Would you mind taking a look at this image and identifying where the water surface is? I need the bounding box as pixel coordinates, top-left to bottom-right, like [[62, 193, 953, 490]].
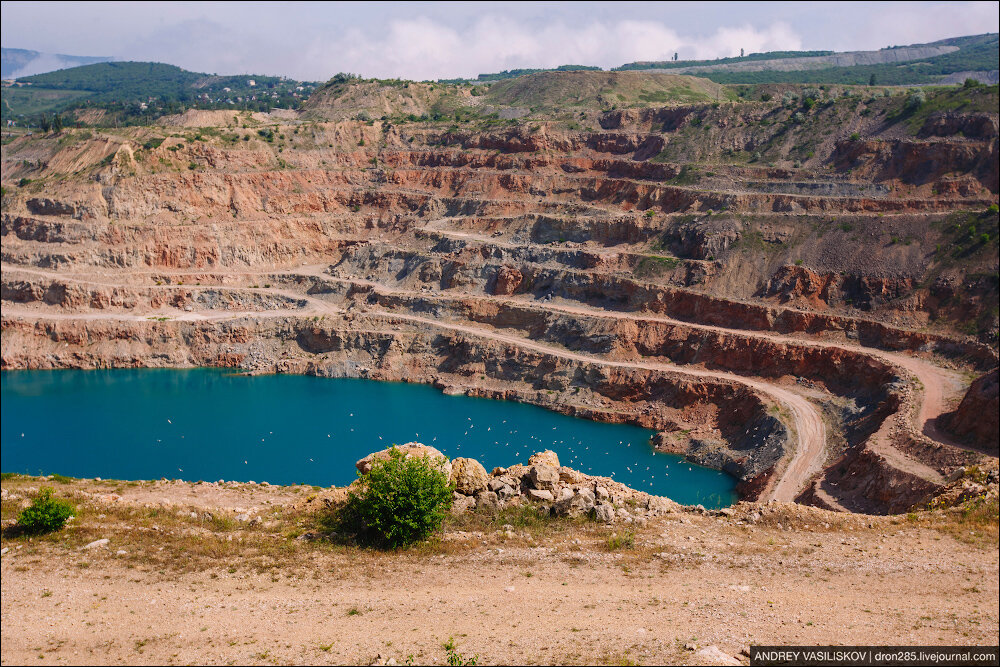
[[1, 369, 737, 507]]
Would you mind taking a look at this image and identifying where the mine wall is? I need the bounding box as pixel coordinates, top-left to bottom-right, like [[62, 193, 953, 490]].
[[0, 313, 787, 498]]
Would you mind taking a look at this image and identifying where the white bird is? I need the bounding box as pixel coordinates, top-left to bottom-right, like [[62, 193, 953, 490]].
[[167, 419, 172, 424], [244, 460, 248, 464]]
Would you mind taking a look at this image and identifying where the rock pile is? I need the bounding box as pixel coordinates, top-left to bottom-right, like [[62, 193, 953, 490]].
[[355, 445, 683, 523]]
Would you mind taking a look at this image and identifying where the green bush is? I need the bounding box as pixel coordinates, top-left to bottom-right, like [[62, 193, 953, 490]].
[[17, 487, 75, 534], [332, 447, 453, 548]]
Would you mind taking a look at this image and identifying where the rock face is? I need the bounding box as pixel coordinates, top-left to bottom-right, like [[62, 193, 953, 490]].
[[491, 266, 523, 296], [355, 443, 452, 477], [553, 487, 596, 517], [449, 457, 489, 495], [528, 450, 560, 468], [2, 88, 997, 519], [944, 370, 999, 454], [432, 451, 680, 521], [528, 464, 560, 491], [351, 447, 657, 520]]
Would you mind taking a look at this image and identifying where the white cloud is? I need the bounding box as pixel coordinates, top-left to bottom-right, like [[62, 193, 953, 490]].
[[834, 2, 999, 51], [3, 2, 995, 81], [300, 17, 805, 80]]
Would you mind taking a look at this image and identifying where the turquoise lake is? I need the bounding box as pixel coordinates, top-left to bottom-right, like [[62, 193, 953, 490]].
[[0, 369, 738, 508]]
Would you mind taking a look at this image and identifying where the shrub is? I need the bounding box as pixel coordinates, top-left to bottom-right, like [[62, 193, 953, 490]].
[[331, 447, 453, 548], [17, 487, 74, 534], [904, 90, 926, 111], [444, 638, 479, 666]]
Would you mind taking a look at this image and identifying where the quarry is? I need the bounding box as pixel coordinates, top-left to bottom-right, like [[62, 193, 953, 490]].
[[2, 69, 998, 664]]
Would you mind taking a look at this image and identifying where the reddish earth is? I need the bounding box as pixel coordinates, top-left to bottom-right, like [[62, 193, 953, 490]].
[[1, 86, 997, 515]]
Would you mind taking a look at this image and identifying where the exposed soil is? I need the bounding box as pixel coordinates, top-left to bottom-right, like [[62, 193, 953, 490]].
[[2, 85, 998, 511], [1, 80, 998, 665], [2, 474, 997, 666]]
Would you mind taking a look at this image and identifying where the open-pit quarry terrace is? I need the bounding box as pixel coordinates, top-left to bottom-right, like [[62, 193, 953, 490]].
[[2, 90, 998, 516]]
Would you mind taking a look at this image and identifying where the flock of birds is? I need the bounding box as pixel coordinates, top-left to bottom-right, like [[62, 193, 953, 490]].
[[151, 410, 717, 494]]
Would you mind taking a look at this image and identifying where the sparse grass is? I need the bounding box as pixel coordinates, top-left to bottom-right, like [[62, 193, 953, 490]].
[[667, 165, 700, 186], [599, 650, 640, 666], [930, 495, 999, 548], [603, 530, 636, 551], [445, 503, 580, 540], [634, 255, 680, 278]]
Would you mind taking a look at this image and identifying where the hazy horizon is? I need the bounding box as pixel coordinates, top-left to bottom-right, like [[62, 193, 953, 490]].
[[1, 1, 998, 81]]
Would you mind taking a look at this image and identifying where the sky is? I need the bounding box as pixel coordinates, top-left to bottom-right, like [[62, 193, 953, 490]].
[[2, 1, 998, 81]]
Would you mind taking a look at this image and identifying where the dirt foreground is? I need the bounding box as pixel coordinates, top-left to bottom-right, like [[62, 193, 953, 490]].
[[2, 476, 997, 666]]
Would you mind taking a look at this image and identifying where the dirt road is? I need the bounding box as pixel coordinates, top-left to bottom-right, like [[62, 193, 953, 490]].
[[4, 259, 976, 501]]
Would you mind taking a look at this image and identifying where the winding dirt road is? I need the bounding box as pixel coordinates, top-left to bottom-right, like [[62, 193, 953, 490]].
[[3, 259, 975, 501]]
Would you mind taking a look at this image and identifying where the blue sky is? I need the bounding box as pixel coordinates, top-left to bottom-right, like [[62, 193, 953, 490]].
[[1, 1, 997, 80]]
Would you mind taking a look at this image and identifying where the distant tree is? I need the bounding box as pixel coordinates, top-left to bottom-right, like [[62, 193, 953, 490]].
[[673, 52, 678, 62], [963, 77, 982, 88], [38, 115, 51, 132], [869, 73, 877, 86], [52, 115, 63, 133], [740, 48, 745, 57], [328, 72, 359, 86], [904, 89, 926, 111]]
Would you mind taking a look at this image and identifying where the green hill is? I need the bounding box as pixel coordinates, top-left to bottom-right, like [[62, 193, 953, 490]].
[[616, 33, 998, 86], [480, 70, 728, 110], [2, 61, 317, 127]]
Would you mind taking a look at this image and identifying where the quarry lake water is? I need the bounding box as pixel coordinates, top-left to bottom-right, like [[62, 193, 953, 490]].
[[1, 368, 738, 508]]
